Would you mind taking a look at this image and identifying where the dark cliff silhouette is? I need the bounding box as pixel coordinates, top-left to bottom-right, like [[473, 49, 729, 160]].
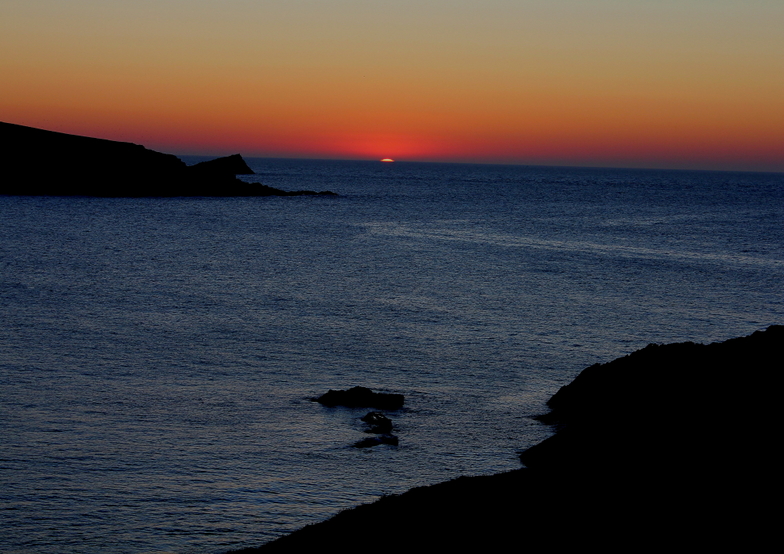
[[230, 326, 780, 553], [520, 326, 780, 473], [0, 121, 335, 197]]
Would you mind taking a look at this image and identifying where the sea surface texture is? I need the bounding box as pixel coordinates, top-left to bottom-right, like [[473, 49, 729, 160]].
[[1, 160, 782, 554]]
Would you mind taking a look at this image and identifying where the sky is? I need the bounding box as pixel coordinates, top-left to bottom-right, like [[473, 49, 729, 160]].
[[1, 0, 783, 171]]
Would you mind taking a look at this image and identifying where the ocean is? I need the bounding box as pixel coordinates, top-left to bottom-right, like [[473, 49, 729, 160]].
[[1, 159, 782, 553]]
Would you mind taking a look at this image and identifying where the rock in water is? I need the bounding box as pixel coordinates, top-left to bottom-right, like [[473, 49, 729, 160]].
[[361, 411, 394, 434], [315, 386, 404, 410]]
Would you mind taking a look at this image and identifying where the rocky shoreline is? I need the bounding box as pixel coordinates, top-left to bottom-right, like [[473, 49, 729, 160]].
[[229, 325, 780, 552], [0, 121, 336, 197]]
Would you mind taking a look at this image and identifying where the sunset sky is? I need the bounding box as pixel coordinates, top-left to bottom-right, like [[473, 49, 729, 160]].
[[2, 1, 782, 171]]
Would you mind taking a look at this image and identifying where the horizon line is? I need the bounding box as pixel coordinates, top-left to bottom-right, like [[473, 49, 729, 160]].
[[175, 153, 784, 176]]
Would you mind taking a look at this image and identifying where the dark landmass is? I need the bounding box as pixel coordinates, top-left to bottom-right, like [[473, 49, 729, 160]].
[[231, 326, 780, 553], [0, 121, 336, 197], [188, 153, 255, 178], [520, 325, 780, 472]]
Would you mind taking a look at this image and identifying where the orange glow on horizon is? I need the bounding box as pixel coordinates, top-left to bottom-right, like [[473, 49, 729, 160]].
[[6, 110, 780, 172], [1, 1, 782, 172], [380, 158, 395, 162]]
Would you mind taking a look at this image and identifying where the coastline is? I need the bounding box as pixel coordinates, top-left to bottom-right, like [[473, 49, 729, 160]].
[[0, 121, 336, 197], [230, 325, 780, 552]]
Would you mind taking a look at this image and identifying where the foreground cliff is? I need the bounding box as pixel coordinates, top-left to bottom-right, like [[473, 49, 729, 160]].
[[231, 326, 780, 552], [521, 325, 780, 473], [0, 121, 334, 197]]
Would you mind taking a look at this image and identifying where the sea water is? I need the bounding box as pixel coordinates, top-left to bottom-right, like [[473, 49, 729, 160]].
[[1, 160, 782, 554]]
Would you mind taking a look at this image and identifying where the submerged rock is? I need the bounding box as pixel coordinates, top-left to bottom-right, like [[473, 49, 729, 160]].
[[353, 434, 399, 448]]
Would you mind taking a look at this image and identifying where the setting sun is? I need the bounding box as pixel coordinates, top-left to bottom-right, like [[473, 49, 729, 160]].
[[380, 158, 395, 162]]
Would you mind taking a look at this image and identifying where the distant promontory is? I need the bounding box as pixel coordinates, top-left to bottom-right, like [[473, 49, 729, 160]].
[[0, 121, 335, 197]]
